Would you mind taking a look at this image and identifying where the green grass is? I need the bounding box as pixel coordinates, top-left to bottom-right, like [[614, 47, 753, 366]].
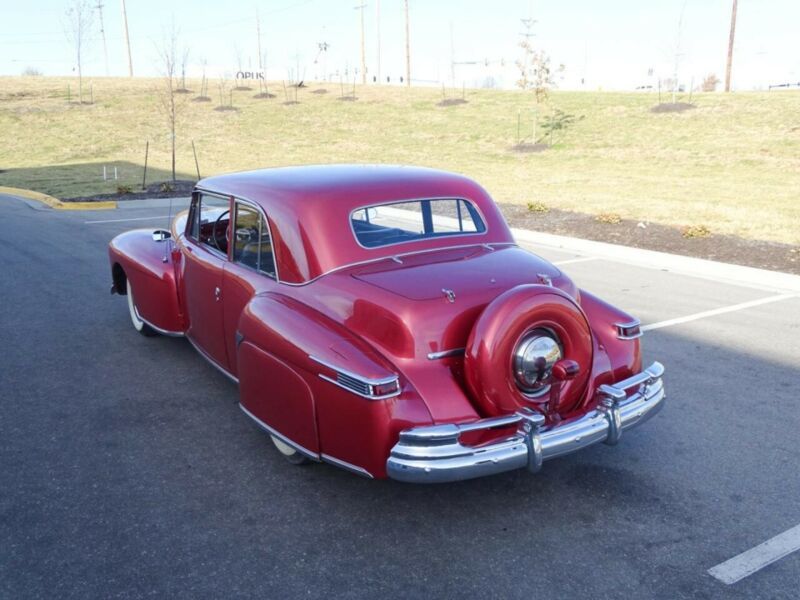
[[1, 76, 799, 244]]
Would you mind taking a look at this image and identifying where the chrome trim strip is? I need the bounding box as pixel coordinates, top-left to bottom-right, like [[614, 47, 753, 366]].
[[318, 374, 401, 400], [133, 306, 185, 338], [186, 335, 239, 384], [309, 355, 398, 385], [386, 361, 665, 483], [239, 403, 320, 461], [426, 347, 466, 360], [320, 453, 374, 479], [348, 196, 490, 251]]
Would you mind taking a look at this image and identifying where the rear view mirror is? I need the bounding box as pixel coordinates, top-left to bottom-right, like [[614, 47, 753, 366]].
[[152, 229, 171, 242]]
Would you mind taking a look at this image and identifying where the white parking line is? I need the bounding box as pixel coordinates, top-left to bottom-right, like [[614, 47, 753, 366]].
[[552, 257, 598, 266], [641, 293, 796, 331], [708, 523, 800, 584], [85, 215, 170, 224]]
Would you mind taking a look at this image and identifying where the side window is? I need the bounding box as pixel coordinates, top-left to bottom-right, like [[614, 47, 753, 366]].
[[190, 193, 230, 254], [231, 201, 277, 279]]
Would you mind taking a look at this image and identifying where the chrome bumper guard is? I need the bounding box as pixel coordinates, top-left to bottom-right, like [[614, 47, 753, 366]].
[[386, 362, 665, 483]]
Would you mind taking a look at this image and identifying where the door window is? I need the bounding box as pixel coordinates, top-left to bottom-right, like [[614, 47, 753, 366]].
[[231, 201, 277, 279], [189, 194, 231, 255]]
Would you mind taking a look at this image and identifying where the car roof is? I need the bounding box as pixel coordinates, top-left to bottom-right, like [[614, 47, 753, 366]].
[[196, 165, 515, 284]]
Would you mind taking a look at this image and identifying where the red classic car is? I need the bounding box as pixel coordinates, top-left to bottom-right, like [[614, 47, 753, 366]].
[[108, 165, 664, 482]]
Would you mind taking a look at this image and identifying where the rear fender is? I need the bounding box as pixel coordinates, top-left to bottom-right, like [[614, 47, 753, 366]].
[[578, 290, 642, 403], [237, 293, 433, 478], [108, 229, 185, 334]]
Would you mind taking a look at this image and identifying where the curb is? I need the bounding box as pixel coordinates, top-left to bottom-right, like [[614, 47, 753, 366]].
[[512, 227, 800, 295], [0, 186, 117, 211]]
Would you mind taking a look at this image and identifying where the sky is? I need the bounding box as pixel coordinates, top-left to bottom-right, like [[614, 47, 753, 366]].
[[2, 0, 798, 90]]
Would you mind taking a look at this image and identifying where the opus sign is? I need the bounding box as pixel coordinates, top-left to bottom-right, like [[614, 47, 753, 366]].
[[236, 71, 265, 80]]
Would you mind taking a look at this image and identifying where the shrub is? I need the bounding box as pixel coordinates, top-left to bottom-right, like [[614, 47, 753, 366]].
[[116, 184, 133, 194], [596, 212, 622, 224], [159, 182, 175, 193], [682, 224, 712, 239], [527, 201, 549, 213]]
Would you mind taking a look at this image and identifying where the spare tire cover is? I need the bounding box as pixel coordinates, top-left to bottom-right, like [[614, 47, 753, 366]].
[[464, 284, 593, 416]]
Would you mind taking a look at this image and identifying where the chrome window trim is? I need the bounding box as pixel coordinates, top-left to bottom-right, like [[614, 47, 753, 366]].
[[188, 190, 233, 259], [320, 453, 374, 479], [349, 196, 489, 251], [239, 403, 321, 461], [194, 186, 281, 283], [194, 186, 514, 287]]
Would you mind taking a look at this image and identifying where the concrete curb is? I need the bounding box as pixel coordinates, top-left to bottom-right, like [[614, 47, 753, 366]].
[[0, 186, 116, 210], [512, 227, 800, 295]]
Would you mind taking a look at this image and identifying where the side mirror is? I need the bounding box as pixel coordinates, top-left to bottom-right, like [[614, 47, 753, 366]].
[[152, 229, 172, 242]]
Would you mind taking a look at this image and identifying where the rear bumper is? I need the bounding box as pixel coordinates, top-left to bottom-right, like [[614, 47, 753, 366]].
[[386, 362, 665, 483]]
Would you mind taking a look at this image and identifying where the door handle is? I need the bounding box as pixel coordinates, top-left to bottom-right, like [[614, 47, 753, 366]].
[[214, 286, 221, 301]]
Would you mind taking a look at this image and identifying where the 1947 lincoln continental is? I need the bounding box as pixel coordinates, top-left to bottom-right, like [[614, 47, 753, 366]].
[[108, 165, 665, 482]]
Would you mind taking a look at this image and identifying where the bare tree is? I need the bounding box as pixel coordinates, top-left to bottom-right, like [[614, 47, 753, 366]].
[[156, 23, 186, 182], [64, 0, 94, 104], [178, 46, 191, 92], [516, 18, 563, 103]]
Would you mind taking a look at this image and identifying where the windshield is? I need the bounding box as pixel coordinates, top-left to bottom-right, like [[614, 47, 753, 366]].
[[351, 198, 487, 249]]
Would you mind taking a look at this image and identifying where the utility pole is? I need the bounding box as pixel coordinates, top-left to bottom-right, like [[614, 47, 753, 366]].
[[724, 0, 738, 92], [95, 1, 109, 75], [375, 0, 381, 84], [404, 0, 410, 87], [256, 8, 263, 71], [355, 3, 367, 85], [121, 0, 133, 77], [449, 21, 455, 86]]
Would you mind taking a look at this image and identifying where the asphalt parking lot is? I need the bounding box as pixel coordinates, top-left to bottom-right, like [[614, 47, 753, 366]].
[[1, 194, 799, 599]]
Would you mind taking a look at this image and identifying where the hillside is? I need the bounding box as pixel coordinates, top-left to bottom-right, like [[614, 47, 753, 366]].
[[1, 76, 798, 244]]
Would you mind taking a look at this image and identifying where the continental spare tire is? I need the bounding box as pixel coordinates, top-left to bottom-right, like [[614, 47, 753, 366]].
[[464, 284, 593, 416]]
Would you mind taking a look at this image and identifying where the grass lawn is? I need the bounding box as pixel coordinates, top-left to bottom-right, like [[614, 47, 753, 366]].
[[0, 76, 798, 244]]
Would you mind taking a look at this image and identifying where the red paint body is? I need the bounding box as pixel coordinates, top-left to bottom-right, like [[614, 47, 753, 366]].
[[108, 165, 641, 479]]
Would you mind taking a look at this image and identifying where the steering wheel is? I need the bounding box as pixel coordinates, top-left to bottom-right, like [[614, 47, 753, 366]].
[[212, 209, 230, 252]]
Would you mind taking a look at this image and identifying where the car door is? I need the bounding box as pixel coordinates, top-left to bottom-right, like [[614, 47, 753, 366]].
[[222, 199, 280, 378], [182, 192, 232, 372]]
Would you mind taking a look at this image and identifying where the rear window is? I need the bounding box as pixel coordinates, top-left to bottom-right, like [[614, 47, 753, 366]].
[[351, 198, 486, 249]]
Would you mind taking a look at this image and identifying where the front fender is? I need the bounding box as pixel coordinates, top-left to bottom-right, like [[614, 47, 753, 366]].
[[108, 230, 184, 334]]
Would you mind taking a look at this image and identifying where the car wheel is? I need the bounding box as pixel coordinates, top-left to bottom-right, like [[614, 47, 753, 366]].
[[126, 278, 158, 337], [270, 435, 310, 465]]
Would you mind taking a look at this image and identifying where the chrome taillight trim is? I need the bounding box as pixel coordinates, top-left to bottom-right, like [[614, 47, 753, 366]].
[[615, 319, 643, 340], [310, 355, 401, 400]]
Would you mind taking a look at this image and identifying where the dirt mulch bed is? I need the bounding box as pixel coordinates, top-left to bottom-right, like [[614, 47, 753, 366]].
[[253, 92, 276, 99], [650, 102, 695, 113], [499, 203, 800, 275], [64, 180, 196, 203], [437, 98, 468, 107], [510, 143, 548, 153], [310, 89, 329, 95], [337, 96, 357, 102], [191, 96, 212, 103], [213, 106, 239, 112]]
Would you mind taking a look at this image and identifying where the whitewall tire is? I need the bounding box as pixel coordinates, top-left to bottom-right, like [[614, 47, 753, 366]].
[[270, 435, 310, 465], [126, 278, 157, 337]]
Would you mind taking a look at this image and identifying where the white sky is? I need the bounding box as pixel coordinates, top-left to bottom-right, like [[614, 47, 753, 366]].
[[2, 0, 798, 90]]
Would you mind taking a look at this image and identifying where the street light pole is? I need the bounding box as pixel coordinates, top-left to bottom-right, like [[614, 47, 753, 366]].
[[724, 0, 738, 92], [355, 3, 367, 85]]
